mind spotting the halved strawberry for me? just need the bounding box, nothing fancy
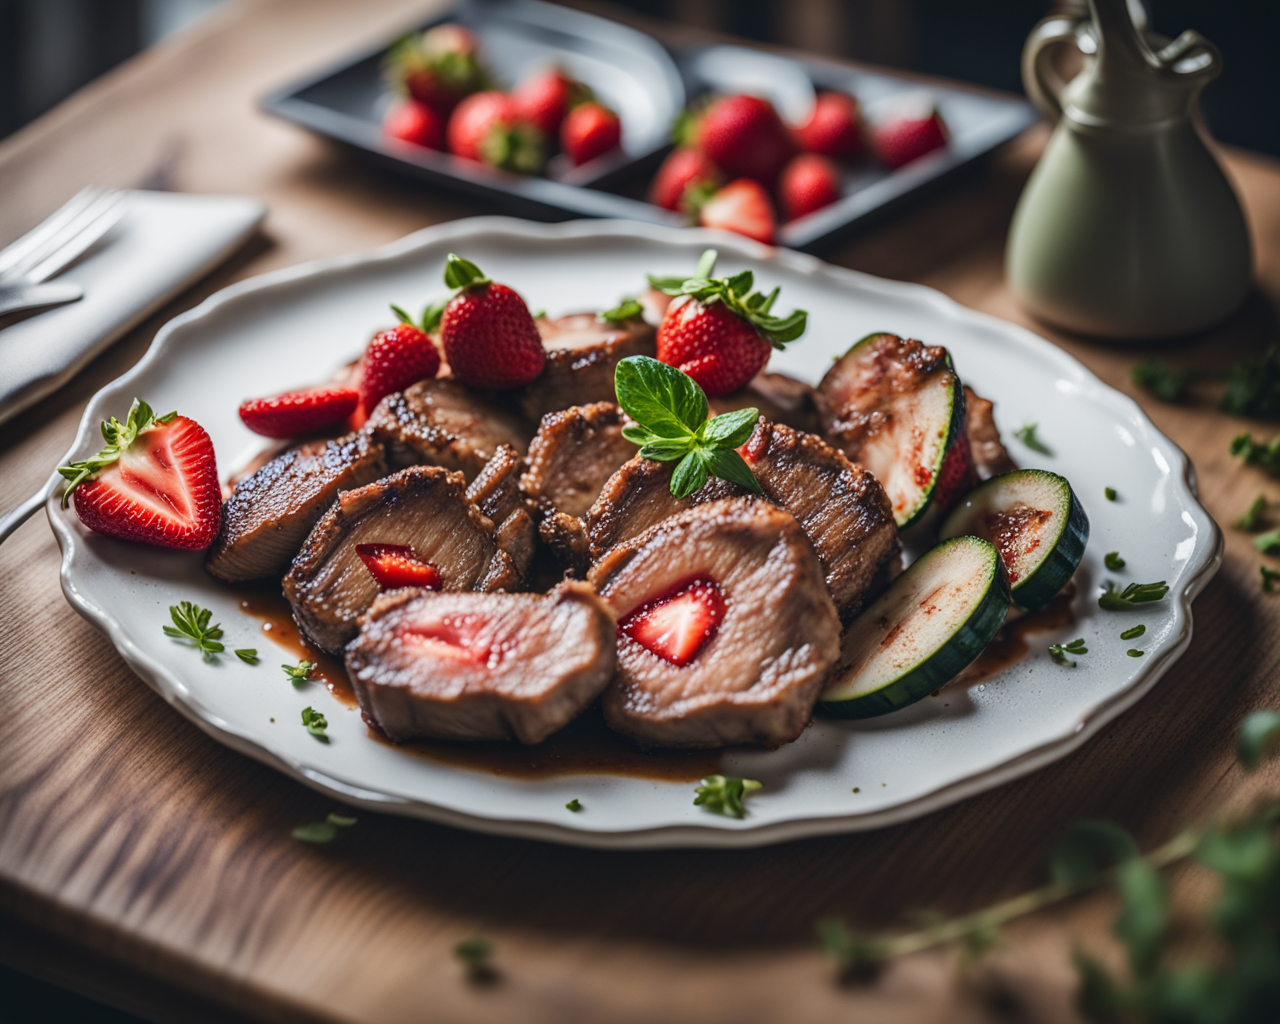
[399,611,492,664]
[698,178,776,245]
[239,386,359,439]
[59,399,221,550]
[618,576,725,667]
[356,542,443,590]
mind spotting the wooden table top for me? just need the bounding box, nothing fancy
[2,1,1279,1021]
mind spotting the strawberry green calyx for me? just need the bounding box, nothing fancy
[647,249,807,349]
[391,301,449,333]
[479,121,546,175]
[58,399,176,507]
[443,253,492,290]
[598,297,644,324]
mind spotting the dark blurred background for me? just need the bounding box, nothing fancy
[0,0,1277,155]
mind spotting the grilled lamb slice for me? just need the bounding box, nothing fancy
[206,432,386,583]
[734,419,899,621]
[591,498,841,749]
[538,511,591,577]
[516,313,656,421]
[346,581,617,744]
[283,466,496,653]
[365,378,531,480]
[466,443,535,583]
[520,402,637,519]
[964,385,1017,481]
[584,457,693,561]
[710,373,821,434]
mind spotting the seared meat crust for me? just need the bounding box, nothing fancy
[520,402,637,519]
[584,457,693,562]
[591,498,842,749]
[347,580,617,744]
[963,385,1017,481]
[467,443,535,585]
[516,314,655,422]
[206,432,386,583]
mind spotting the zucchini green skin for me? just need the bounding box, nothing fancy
[939,469,1089,612]
[819,537,1011,719]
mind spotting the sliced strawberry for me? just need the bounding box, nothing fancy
[356,542,443,590]
[934,418,978,510]
[239,386,359,439]
[619,577,725,667]
[778,153,840,221]
[871,95,948,169]
[357,309,442,415]
[561,101,621,165]
[59,399,221,550]
[698,178,776,245]
[399,610,492,665]
[383,99,446,149]
[795,92,862,159]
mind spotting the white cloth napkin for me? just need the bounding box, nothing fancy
[0,190,265,426]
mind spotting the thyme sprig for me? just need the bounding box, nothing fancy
[163,601,256,663]
[1049,638,1088,667]
[694,775,762,818]
[1099,581,1169,610]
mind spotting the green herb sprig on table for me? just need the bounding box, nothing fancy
[1231,433,1280,477]
[694,775,762,818]
[1099,581,1169,610]
[163,601,257,663]
[301,706,329,742]
[292,812,356,844]
[455,938,498,983]
[1049,638,1088,667]
[1236,495,1268,531]
[1255,528,1280,556]
[1131,358,1194,403]
[1263,566,1280,593]
[614,355,763,499]
[1131,346,1280,419]
[1013,422,1053,455]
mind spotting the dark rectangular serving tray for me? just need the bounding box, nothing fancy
[261,0,1038,251]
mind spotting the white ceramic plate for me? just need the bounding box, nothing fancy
[48,218,1221,849]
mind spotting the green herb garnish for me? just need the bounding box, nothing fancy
[1104,487,1118,501]
[163,601,225,659]
[1231,432,1280,476]
[1120,625,1146,640]
[1099,580,1169,610]
[647,249,807,348]
[235,648,259,664]
[58,399,177,506]
[1048,638,1088,667]
[614,355,763,499]
[1220,345,1280,418]
[1131,357,1193,402]
[1104,551,1125,571]
[284,660,316,687]
[1127,649,1145,658]
[565,798,582,812]
[693,774,762,818]
[1236,494,1268,531]
[598,297,644,323]
[292,812,356,844]
[1254,527,1280,555]
[301,706,329,743]
[1012,422,1052,455]
[1262,566,1280,593]
[454,938,497,982]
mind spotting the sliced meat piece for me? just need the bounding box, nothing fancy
[516,313,656,422]
[710,372,821,434]
[590,498,841,749]
[964,385,1017,481]
[520,402,637,519]
[584,457,693,561]
[206,432,386,583]
[467,443,535,584]
[734,419,899,621]
[283,466,496,653]
[346,580,617,744]
[365,378,531,481]
[538,511,592,578]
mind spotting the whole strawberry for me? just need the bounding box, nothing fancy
[695,94,795,187]
[358,306,442,415]
[561,101,621,165]
[58,399,221,550]
[871,94,948,169]
[697,178,776,244]
[447,91,545,173]
[438,254,545,389]
[795,92,863,159]
[778,153,840,221]
[649,147,721,213]
[648,249,806,396]
[384,23,487,116]
[383,98,446,149]
[512,68,591,141]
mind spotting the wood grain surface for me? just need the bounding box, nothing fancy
[2,1,1279,1021]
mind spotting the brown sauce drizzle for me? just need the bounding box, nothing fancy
[233,588,719,781]
[955,586,1077,686]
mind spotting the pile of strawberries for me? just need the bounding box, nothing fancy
[382,24,621,171]
[650,90,948,244]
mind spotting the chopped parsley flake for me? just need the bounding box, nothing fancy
[1013,422,1052,455]
[1120,625,1146,640]
[1127,649,1145,658]
[1105,487,1118,501]
[1104,551,1126,571]
[301,706,329,742]
[1236,495,1268,531]
[694,775,762,818]
[565,798,582,812]
[1263,566,1280,594]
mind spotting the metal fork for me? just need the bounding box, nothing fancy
[0,188,128,317]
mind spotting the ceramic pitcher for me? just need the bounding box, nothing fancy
[1006,0,1251,340]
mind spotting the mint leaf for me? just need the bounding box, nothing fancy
[615,356,705,438]
[670,450,710,498]
[638,437,694,462]
[703,448,762,493]
[442,253,490,290]
[700,407,758,448]
[598,297,643,323]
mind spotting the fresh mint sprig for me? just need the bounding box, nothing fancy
[59,398,176,507]
[647,249,806,349]
[615,355,763,499]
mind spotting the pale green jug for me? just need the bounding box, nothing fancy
[1006,0,1251,340]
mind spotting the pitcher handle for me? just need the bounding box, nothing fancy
[1022,14,1086,123]
[1155,29,1222,81]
